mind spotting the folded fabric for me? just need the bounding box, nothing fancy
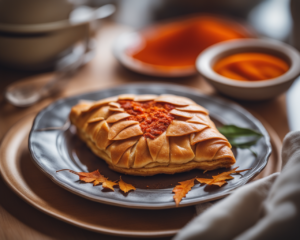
[174,130,300,240]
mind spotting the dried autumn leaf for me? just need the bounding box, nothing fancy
[57,169,106,186]
[57,169,118,191]
[196,167,250,187]
[119,177,136,193]
[102,180,118,191]
[172,178,195,207]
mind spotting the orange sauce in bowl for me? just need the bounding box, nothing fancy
[128,16,252,69]
[213,53,289,81]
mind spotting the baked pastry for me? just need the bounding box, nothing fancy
[69,94,236,176]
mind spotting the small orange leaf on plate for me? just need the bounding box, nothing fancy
[172,178,195,207]
[102,180,118,191]
[196,178,215,185]
[57,169,106,186]
[196,167,250,187]
[119,177,136,193]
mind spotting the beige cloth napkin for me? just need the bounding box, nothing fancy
[174,131,300,240]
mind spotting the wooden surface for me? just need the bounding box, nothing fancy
[0,21,290,240]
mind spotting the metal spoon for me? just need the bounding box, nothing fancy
[5,39,94,107]
[5,4,115,107]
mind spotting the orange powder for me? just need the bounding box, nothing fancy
[213,53,289,81]
[128,16,251,69]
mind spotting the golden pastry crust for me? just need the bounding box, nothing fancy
[69,94,236,176]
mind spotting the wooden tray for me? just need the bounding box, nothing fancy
[0,114,281,238]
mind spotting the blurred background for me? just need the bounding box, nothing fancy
[75,0,294,43]
[0,0,297,72]
[0,0,299,104]
[113,0,293,42]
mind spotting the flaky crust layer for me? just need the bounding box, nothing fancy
[70,94,236,176]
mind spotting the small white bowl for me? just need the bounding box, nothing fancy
[196,39,300,101]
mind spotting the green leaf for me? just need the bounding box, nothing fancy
[248,148,258,157]
[229,138,259,148]
[230,138,259,157]
[218,125,263,138]
[217,124,263,157]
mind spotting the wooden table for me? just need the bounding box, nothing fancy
[0,21,290,240]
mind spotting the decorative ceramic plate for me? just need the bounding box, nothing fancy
[28,83,271,209]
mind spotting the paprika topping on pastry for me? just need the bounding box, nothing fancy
[69,94,236,176]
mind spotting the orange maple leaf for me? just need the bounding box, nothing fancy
[102,180,118,191]
[196,167,250,187]
[172,178,195,207]
[57,169,117,190]
[119,177,136,193]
